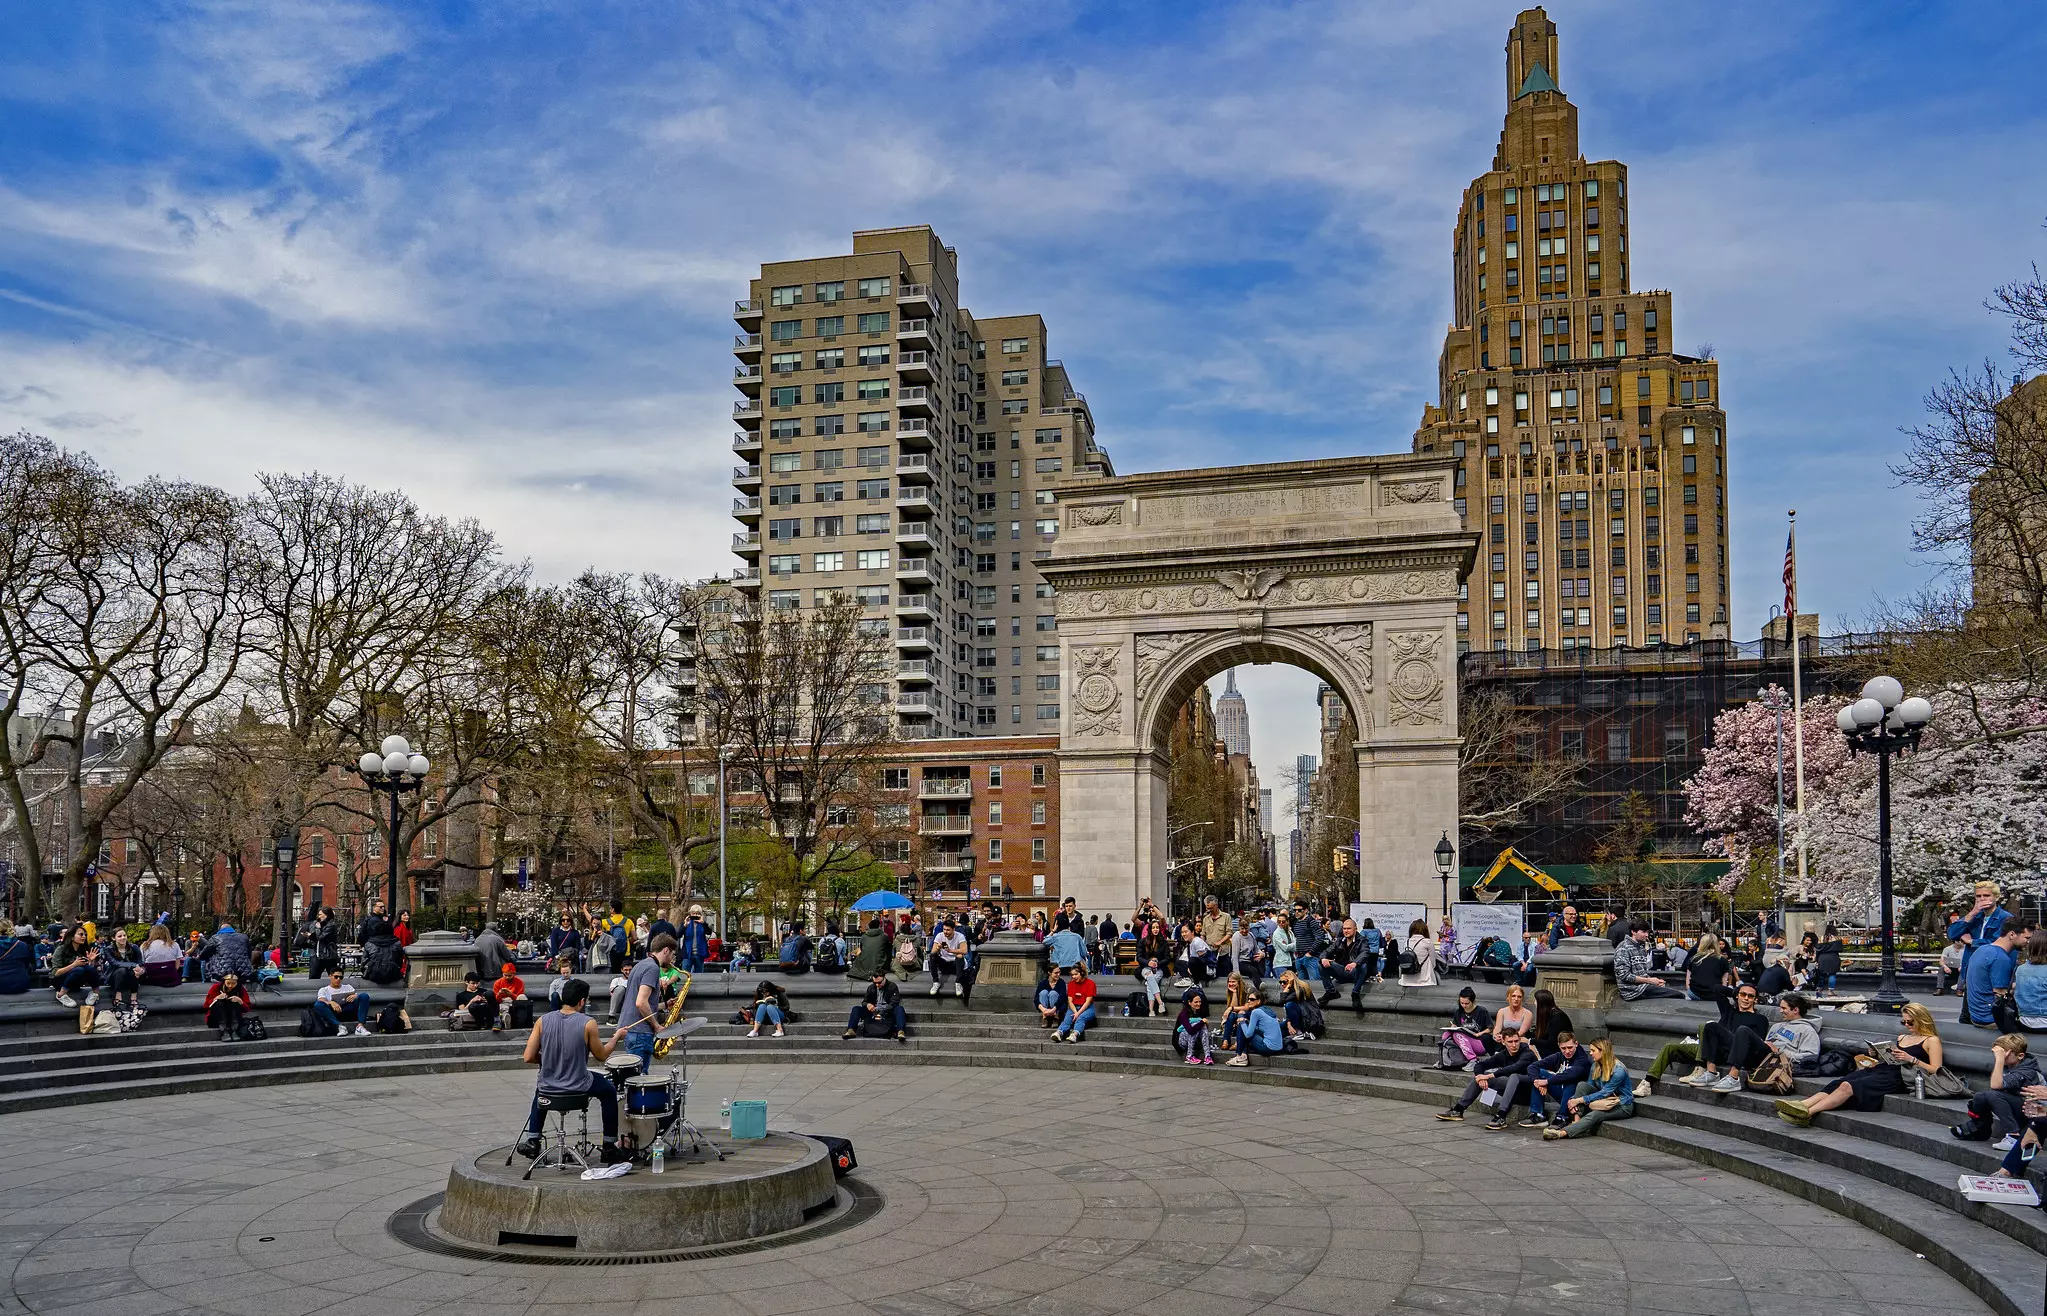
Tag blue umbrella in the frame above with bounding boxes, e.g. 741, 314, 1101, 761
849, 889, 913, 913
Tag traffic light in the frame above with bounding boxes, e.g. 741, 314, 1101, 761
1333, 848, 1351, 872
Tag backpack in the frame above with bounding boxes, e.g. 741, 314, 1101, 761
859, 1013, 897, 1039
1795, 1048, 1854, 1079
376, 1002, 408, 1034
239, 1016, 267, 1041
1124, 989, 1149, 1017
1398, 947, 1422, 976
1744, 1050, 1795, 1095
1295, 998, 1327, 1038
300, 1007, 338, 1038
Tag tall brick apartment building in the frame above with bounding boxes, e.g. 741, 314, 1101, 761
1414, 7, 1731, 654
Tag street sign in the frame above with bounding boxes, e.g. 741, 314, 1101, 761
517, 857, 530, 890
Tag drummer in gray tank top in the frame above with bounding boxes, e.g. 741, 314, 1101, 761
517, 977, 630, 1164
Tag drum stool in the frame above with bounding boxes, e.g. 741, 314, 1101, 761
516, 1088, 594, 1179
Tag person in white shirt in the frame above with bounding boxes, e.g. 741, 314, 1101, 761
313, 969, 372, 1036
927, 919, 968, 997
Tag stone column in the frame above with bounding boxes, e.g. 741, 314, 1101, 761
404, 929, 480, 1013
1533, 935, 1617, 1017
972, 930, 1048, 1008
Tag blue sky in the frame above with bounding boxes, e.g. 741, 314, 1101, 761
2, 2, 2044, 824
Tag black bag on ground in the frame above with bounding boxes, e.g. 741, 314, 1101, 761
508, 998, 534, 1029
376, 1002, 408, 1034
1795, 1048, 1855, 1079
859, 1013, 897, 1039
1295, 998, 1327, 1038
298, 1007, 338, 1038
239, 1016, 267, 1041
1124, 989, 1149, 1016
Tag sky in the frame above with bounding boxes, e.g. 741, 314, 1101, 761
1, 1, 2044, 856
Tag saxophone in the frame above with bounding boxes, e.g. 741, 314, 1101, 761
651, 970, 694, 1058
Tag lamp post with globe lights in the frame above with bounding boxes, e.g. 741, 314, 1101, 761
356, 735, 431, 917
1834, 676, 1934, 1014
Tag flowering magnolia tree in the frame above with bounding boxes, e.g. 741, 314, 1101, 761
1687, 686, 2047, 914
1800, 691, 2047, 915
1682, 688, 1854, 890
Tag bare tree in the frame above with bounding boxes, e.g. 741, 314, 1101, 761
693, 590, 897, 930
238, 473, 514, 951
1458, 685, 1581, 834
1589, 791, 1661, 916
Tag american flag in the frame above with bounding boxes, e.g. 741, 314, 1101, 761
1782, 517, 1797, 620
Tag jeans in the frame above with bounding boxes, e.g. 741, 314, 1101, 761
1059, 1004, 1096, 1038
54, 965, 100, 997
1527, 1080, 1577, 1120
754, 1002, 784, 1030
526, 1074, 618, 1140
683, 953, 705, 974
1320, 964, 1365, 1001
1701, 1023, 1771, 1072
847, 1002, 905, 1034
313, 996, 370, 1029
1560, 1103, 1632, 1137
1647, 1039, 1700, 1080
1241, 1032, 1285, 1058
1283, 1000, 1313, 1034
620, 1027, 655, 1075
1967, 1089, 2028, 1140
1625, 984, 1686, 1000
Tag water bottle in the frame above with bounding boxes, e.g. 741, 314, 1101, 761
651, 1143, 665, 1175
1914, 1071, 1925, 1101
720, 1098, 731, 1131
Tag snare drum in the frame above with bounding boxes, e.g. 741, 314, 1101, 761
624, 1074, 672, 1118
606, 1052, 643, 1083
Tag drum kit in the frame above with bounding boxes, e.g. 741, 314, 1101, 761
616, 1016, 720, 1164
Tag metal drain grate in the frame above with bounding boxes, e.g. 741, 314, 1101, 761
386, 1178, 882, 1266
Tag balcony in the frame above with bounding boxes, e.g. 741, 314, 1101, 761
922, 850, 971, 872
732, 464, 762, 490
897, 385, 935, 416
733, 495, 761, 521
895, 453, 934, 482
897, 351, 934, 383
732, 531, 760, 555
895, 318, 937, 351
895, 487, 934, 511
895, 691, 933, 715
896, 283, 935, 315
732, 431, 761, 456
898, 721, 938, 740
919, 779, 973, 800
733, 364, 763, 396
919, 815, 972, 836
896, 659, 934, 682
734, 332, 762, 360
895, 557, 933, 585
895, 418, 934, 449
733, 399, 762, 427
732, 565, 761, 587
894, 594, 934, 620
734, 299, 762, 327
896, 522, 933, 549
895, 626, 932, 650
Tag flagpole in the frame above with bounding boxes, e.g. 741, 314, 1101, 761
1787, 510, 1809, 901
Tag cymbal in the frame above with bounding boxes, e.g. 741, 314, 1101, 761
655, 1016, 707, 1040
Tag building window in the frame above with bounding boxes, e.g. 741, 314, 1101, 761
857, 312, 889, 334
1607, 728, 1631, 761
814, 481, 844, 502
813, 552, 843, 573
816, 347, 844, 370
769, 386, 799, 408
856, 345, 889, 366
768, 554, 800, 576
768, 590, 800, 611
815, 415, 845, 436
858, 411, 889, 433
856, 549, 890, 570
857, 277, 891, 298
1000, 400, 1028, 415
1001, 337, 1029, 353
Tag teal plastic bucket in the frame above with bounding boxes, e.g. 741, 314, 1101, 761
730, 1099, 767, 1140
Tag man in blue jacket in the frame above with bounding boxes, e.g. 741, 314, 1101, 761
678, 907, 712, 973
1509, 1033, 1591, 1128
1949, 883, 2010, 1023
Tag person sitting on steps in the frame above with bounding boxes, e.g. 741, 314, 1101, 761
1777, 1002, 1944, 1126
1315, 919, 1370, 1012
313, 969, 373, 1037
204, 971, 252, 1041
1436, 1029, 1537, 1130
844, 970, 908, 1043
927, 918, 968, 998
1053, 965, 1098, 1043
514, 978, 629, 1165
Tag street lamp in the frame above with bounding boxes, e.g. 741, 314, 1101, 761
717, 742, 738, 949
1835, 675, 1934, 1014
1757, 686, 1791, 931
272, 827, 299, 967
355, 734, 431, 918
1434, 832, 1456, 917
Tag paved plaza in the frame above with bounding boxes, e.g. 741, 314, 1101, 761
0, 1065, 1990, 1316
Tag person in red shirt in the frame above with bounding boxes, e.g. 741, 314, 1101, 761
493, 961, 528, 1033
1054, 965, 1099, 1043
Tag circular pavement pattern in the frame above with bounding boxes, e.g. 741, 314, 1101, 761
0, 1063, 1989, 1316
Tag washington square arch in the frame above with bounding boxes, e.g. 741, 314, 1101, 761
1041, 451, 1476, 914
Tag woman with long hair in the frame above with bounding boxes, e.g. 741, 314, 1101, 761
1777, 1002, 1942, 1126
1531, 987, 1573, 1053
1545, 1037, 1634, 1140
1491, 983, 1533, 1050
1271, 913, 1297, 976
1399, 919, 1439, 988
1218, 972, 1258, 1051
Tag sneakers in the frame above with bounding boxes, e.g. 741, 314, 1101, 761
1950, 1123, 1988, 1141
894, 1031, 907, 1044
928, 982, 941, 997
771, 1029, 785, 1038
1680, 1069, 1717, 1087
354, 1024, 371, 1036
1993, 1135, 2019, 1152
1200, 1056, 1214, 1065
953, 983, 963, 998
1434, 1108, 1466, 1122
1634, 1078, 1653, 1098
1184, 1054, 1201, 1065
1483, 1117, 1508, 1132
1051, 1032, 1067, 1043
1541, 1125, 1568, 1141
1711, 1072, 1745, 1094
55, 992, 76, 1008
843, 1029, 858, 1040
1518, 1114, 1549, 1129
1067, 1034, 1082, 1044
1172, 977, 1193, 989
85, 991, 98, 1007
1224, 1054, 1249, 1067
330, 1030, 349, 1041
745, 1030, 760, 1038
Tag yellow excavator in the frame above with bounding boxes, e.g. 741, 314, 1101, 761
1467, 847, 1568, 904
